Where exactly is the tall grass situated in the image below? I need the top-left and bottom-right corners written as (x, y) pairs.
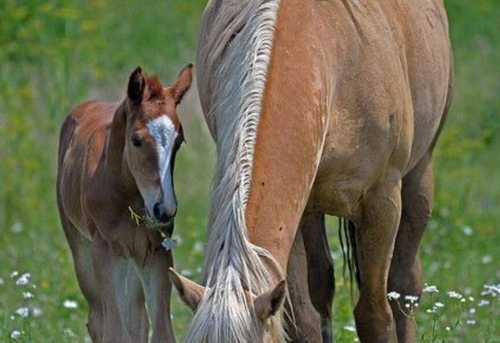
top-left (0, 0), bottom-right (498, 341)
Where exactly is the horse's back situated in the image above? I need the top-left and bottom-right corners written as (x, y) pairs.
top-left (57, 101), bottom-right (117, 236)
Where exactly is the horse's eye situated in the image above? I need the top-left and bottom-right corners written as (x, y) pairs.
top-left (131, 134), bottom-right (143, 147)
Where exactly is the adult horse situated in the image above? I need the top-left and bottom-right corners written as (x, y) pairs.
top-left (170, 1), bottom-right (453, 342)
top-left (57, 65), bottom-right (192, 342)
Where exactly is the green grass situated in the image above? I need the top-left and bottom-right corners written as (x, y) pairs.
top-left (0, 0), bottom-right (498, 342)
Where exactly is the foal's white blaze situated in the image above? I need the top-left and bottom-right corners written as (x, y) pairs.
top-left (146, 115), bottom-right (178, 218)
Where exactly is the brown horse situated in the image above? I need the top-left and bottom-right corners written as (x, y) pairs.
top-left (170, 0), bottom-right (453, 342)
top-left (57, 65), bottom-right (193, 342)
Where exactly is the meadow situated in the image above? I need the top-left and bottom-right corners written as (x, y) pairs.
top-left (0, 1), bottom-right (498, 342)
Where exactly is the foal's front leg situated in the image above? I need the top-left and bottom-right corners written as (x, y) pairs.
top-left (92, 236), bottom-right (149, 343)
top-left (353, 176), bottom-right (402, 343)
top-left (134, 247), bottom-right (176, 343)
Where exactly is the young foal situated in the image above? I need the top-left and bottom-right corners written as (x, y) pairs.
top-left (57, 65), bottom-right (193, 342)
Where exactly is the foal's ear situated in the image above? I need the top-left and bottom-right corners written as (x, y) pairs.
top-left (172, 64), bottom-right (193, 105)
top-left (254, 280), bottom-right (287, 321)
top-left (128, 66), bottom-right (146, 105)
top-left (168, 267), bottom-right (204, 311)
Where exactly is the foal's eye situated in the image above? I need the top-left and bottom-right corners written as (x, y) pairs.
top-left (131, 134), bottom-right (143, 147)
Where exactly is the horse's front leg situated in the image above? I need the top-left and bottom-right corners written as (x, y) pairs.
top-left (353, 174), bottom-right (402, 343)
top-left (92, 236), bottom-right (149, 343)
top-left (134, 247), bottom-right (176, 343)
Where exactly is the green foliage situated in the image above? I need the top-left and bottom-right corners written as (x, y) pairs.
top-left (0, 0), bottom-right (498, 341)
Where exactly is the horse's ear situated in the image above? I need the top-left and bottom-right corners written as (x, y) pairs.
top-left (128, 66), bottom-right (145, 105)
top-left (172, 64), bottom-right (193, 105)
top-left (168, 267), bottom-right (204, 311)
top-left (254, 280), bottom-right (287, 321)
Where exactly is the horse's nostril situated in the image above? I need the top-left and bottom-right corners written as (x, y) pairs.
top-left (160, 212), bottom-right (170, 224)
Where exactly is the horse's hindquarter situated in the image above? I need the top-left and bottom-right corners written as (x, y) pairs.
top-left (312, 0), bottom-right (451, 217)
top-left (57, 101), bottom-right (115, 239)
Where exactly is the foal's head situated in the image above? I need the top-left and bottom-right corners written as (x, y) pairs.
top-left (124, 65), bottom-right (193, 225)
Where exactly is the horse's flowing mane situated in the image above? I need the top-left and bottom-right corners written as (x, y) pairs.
top-left (189, 0), bottom-right (284, 342)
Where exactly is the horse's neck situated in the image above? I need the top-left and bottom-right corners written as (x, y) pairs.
top-left (104, 102), bottom-right (135, 192)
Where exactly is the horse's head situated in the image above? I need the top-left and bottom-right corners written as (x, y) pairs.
top-left (168, 268), bottom-right (287, 342)
top-left (124, 65), bottom-right (193, 225)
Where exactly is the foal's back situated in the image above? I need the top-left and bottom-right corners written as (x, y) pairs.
top-left (57, 101), bottom-right (116, 236)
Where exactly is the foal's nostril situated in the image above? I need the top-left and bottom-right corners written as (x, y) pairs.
top-left (153, 202), bottom-right (161, 220)
top-left (153, 202), bottom-right (175, 223)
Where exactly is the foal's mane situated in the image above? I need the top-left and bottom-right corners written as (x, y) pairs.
top-left (188, 0), bottom-right (284, 342)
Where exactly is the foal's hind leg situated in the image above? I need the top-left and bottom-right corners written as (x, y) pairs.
top-left (59, 215), bottom-right (104, 341)
top-left (388, 155), bottom-right (433, 343)
top-left (302, 212), bottom-right (335, 343)
top-left (286, 227), bottom-right (322, 342)
top-left (353, 175), bottom-right (401, 343)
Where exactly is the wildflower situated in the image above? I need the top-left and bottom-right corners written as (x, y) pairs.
top-left (23, 291), bottom-right (34, 299)
top-left (32, 307), bottom-right (43, 317)
top-left (11, 222), bottom-right (23, 233)
top-left (63, 328), bottom-right (75, 337)
top-left (469, 308), bottom-right (476, 314)
top-left (63, 300), bottom-right (78, 309)
top-left (0, 277), bottom-right (4, 285)
top-left (481, 255), bottom-right (492, 264)
top-left (10, 271), bottom-right (19, 278)
top-left (404, 295), bottom-right (419, 303)
top-left (478, 299), bottom-right (490, 307)
top-left (10, 330), bottom-right (21, 339)
top-left (423, 285), bottom-right (439, 293)
top-left (16, 273), bottom-right (31, 286)
top-left (482, 284), bottom-right (500, 297)
top-left (462, 225), bottom-right (473, 236)
top-left (343, 325), bottom-right (356, 332)
top-left (445, 326), bottom-right (451, 331)
top-left (447, 290), bottom-right (463, 299)
top-left (434, 302), bottom-right (444, 308)
top-left (466, 319), bottom-right (476, 325)
top-left (387, 291), bottom-right (401, 300)
top-left (15, 307), bottom-right (29, 318)
top-left (468, 296), bottom-right (475, 302)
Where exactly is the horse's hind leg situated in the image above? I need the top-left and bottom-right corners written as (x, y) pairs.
top-left (302, 212), bottom-right (335, 343)
top-left (388, 154), bottom-right (433, 343)
top-left (286, 226), bottom-right (322, 342)
top-left (58, 214), bottom-right (104, 342)
top-left (353, 175), bottom-right (401, 343)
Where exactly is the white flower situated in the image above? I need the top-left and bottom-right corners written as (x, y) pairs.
top-left (478, 299), bottom-right (490, 307)
top-left (482, 284), bottom-right (500, 297)
top-left (343, 325), bottom-right (356, 332)
top-left (0, 277), bottom-right (4, 285)
top-left (434, 302), bottom-right (445, 308)
top-left (387, 291), bottom-right (401, 300)
top-left (481, 255), bottom-right (492, 264)
top-left (423, 285), bottom-right (439, 293)
top-left (466, 319), bottom-right (476, 325)
top-left (63, 328), bottom-right (75, 337)
top-left (63, 300), bottom-right (78, 309)
top-left (404, 295), bottom-right (419, 303)
top-left (11, 222), bottom-right (23, 233)
top-left (16, 273), bottom-right (31, 286)
top-left (15, 307), bottom-right (29, 318)
top-left (445, 326), bottom-right (451, 331)
top-left (462, 225), bottom-right (473, 236)
top-left (447, 291), bottom-right (463, 299)
top-left (23, 291), bottom-right (34, 299)
top-left (469, 308), bottom-right (476, 314)
top-left (10, 330), bottom-right (21, 339)
top-left (10, 271), bottom-right (19, 278)
top-left (32, 307), bottom-right (43, 317)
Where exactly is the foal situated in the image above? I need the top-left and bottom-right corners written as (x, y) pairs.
top-left (57, 65), bottom-right (193, 342)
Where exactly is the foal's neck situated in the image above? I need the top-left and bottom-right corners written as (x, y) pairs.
top-left (105, 101), bottom-right (137, 195)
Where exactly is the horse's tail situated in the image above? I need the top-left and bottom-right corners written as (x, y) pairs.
top-left (338, 218), bottom-right (361, 301)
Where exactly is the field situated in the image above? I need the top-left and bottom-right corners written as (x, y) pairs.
top-left (0, 1), bottom-right (498, 342)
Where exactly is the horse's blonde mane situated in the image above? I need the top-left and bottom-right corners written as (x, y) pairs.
top-left (189, 0), bottom-right (284, 342)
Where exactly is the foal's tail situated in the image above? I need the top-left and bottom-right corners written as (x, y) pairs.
top-left (338, 218), bottom-right (361, 300)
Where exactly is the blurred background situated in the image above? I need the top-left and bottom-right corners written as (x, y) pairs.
top-left (0, 1), bottom-right (498, 341)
